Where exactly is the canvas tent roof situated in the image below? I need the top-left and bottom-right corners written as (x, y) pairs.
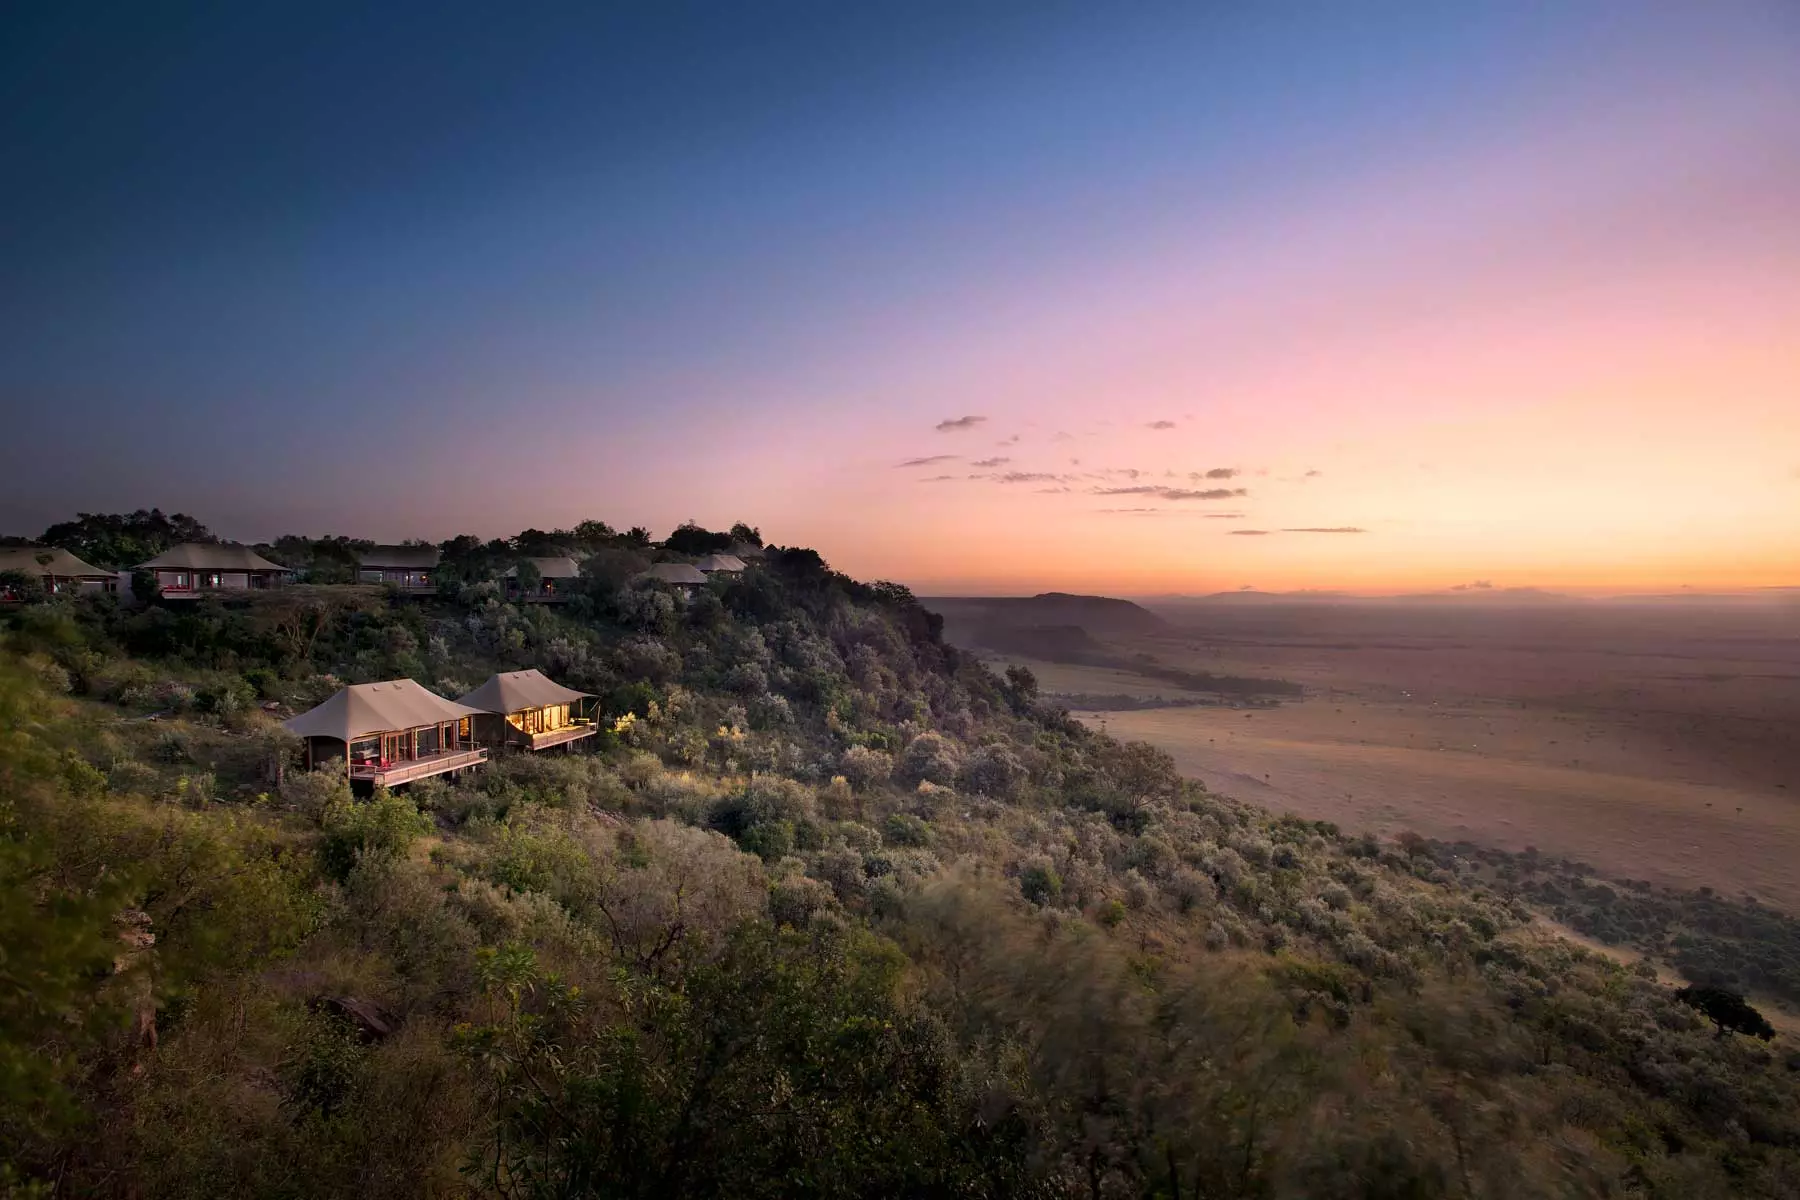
top-left (137, 543), bottom-right (290, 572)
top-left (642, 562), bottom-right (708, 586)
top-left (358, 544), bottom-right (441, 569)
top-left (0, 546), bottom-right (115, 579)
top-left (458, 669), bottom-right (592, 714)
top-left (282, 679), bottom-right (484, 742)
top-left (505, 557), bottom-right (581, 580)
top-left (695, 554), bottom-right (747, 573)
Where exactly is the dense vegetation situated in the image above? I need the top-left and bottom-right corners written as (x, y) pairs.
top-left (1421, 837), bottom-right (1800, 1012)
top-left (5, 517), bottom-right (1800, 1197)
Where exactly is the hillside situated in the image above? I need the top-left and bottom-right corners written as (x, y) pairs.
top-left (5, 525), bottom-right (1800, 1197)
top-left (923, 591), bottom-right (1168, 642)
top-left (926, 592), bottom-right (1299, 701)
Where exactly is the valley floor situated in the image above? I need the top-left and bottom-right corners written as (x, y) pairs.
top-left (1082, 698), bottom-right (1800, 910)
top-left (995, 601), bottom-right (1800, 912)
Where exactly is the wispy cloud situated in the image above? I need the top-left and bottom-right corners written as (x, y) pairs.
top-left (1146, 420), bottom-right (1177, 430)
top-left (1229, 529), bottom-right (1272, 536)
top-left (1094, 485), bottom-right (1247, 501)
top-left (920, 474), bottom-right (959, 483)
top-left (936, 415), bottom-right (987, 432)
top-left (996, 472), bottom-right (1068, 484)
top-left (1304, 469), bottom-right (1322, 478)
top-left (998, 433), bottom-right (1022, 446)
top-left (1451, 580), bottom-right (1495, 591)
top-left (1280, 526), bottom-right (1366, 534)
top-left (971, 456), bottom-right (1011, 468)
top-left (897, 454), bottom-right (958, 468)
top-left (1190, 467), bottom-right (1239, 480)
top-left (1095, 508), bottom-right (1250, 518)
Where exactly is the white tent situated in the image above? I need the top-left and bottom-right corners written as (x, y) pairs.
top-left (641, 562), bottom-right (708, 586)
top-left (282, 679), bottom-right (484, 742)
top-left (458, 669), bottom-right (591, 714)
top-left (505, 556), bottom-right (581, 580)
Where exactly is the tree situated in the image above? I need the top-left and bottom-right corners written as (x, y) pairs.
top-left (579, 547), bottom-right (651, 596)
top-left (898, 733), bottom-right (961, 787)
top-left (572, 519), bottom-right (617, 550)
top-left (664, 521), bottom-right (733, 556)
top-left (1003, 664), bottom-right (1039, 713)
top-left (1675, 985), bottom-right (1776, 1039)
top-left (38, 509), bottom-right (213, 568)
top-left (267, 534), bottom-right (369, 584)
top-left (957, 744), bottom-right (1025, 798)
top-left (513, 559), bottom-right (543, 596)
top-left (129, 569), bottom-right (158, 606)
top-left (727, 522), bottom-right (763, 547)
top-left (512, 528), bottom-right (571, 557)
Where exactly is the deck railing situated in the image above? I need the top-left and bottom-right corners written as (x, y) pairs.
top-left (350, 746), bottom-right (488, 786)
top-left (526, 721), bottom-right (597, 750)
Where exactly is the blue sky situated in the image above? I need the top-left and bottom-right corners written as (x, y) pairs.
top-left (3, 1), bottom-right (1796, 591)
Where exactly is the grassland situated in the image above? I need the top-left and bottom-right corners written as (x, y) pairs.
top-left (1034, 601), bottom-right (1800, 909)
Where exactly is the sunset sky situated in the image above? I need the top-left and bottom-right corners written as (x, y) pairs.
top-left (3, 1), bottom-right (1797, 594)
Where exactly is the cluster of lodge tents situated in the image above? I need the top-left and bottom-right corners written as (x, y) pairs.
top-left (0, 539), bottom-right (765, 603)
top-left (282, 669), bottom-right (597, 788)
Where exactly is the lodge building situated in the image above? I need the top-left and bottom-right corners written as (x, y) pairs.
top-left (458, 669), bottom-right (597, 751)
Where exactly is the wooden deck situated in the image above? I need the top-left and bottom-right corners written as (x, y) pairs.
top-left (525, 722), bottom-right (597, 750)
top-left (350, 746), bottom-right (487, 786)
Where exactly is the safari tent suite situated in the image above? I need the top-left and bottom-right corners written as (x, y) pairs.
top-left (137, 543), bottom-right (290, 598)
top-left (505, 556), bottom-right (581, 601)
top-left (458, 670), bottom-right (596, 751)
top-left (694, 553), bottom-right (747, 575)
top-left (283, 679), bottom-right (488, 788)
top-left (0, 546), bottom-right (118, 599)
top-left (641, 562), bottom-right (708, 590)
top-left (357, 544), bottom-right (440, 592)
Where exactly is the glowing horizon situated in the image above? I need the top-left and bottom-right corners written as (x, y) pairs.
top-left (2, 2), bottom-right (1796, 596)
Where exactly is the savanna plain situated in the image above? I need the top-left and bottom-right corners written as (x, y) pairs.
top-left (1011, 601), bottom-right (1800, 911)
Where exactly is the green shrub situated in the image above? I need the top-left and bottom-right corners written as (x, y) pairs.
top-left (881, 812), bottom-right (932, 848)
top-left (1020, 860), bottom-right (1063, 907)
top-left (318, 790), bottom-right (431, 881)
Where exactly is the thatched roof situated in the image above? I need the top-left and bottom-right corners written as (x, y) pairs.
top-left (695, 554), bottom-right (747, 573)
top-left (282, 679), bottom-right (483, 742)
top-left (0, 546), bottom-right (115, 580)
top-left (458, 669), bottom-right (591, 714)
top-left (137, 543), bottom-right (289, 572)
top-left (641, 562), bottom-right (708, 586)
top-left (728, 541), bottom-right (766, 560)
top-left (357, 545), bottom-right (440, 570)
top-left (505, 556), bottom-right (581, 580)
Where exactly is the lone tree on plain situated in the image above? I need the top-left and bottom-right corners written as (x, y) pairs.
top-left (1676, 985), bottom-right (1776, 1040)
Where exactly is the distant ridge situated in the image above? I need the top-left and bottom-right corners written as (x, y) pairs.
top-left (921, 592), bottom-right (1167, 636)
top-left (1147, 587), bottom-right (1579, 606)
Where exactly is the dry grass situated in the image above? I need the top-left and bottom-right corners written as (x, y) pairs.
top-left (1050, 602), bottom-right (1800, 910)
